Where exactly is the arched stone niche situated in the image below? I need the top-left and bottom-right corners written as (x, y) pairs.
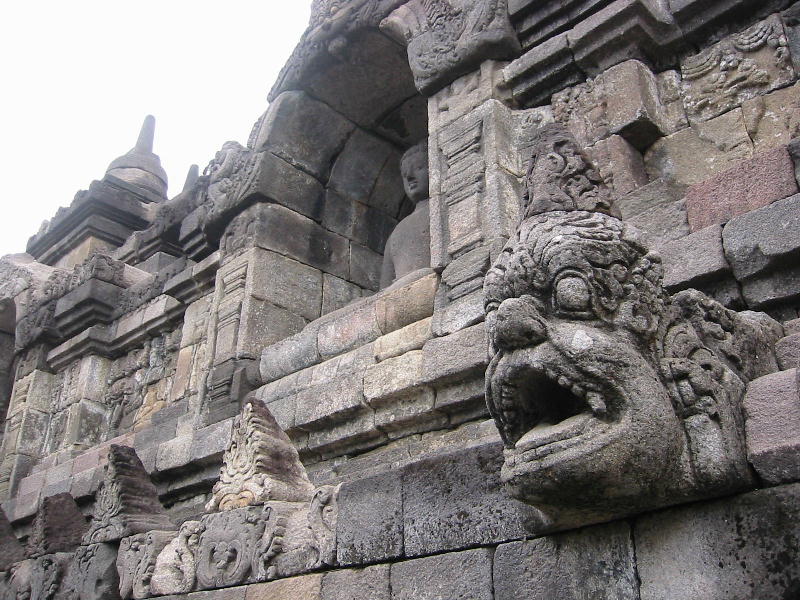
top-left (246, 23), bottom-right (428, 307)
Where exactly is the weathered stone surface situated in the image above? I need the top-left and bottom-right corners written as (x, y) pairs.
top-left (403, 441), bottom-right (540, 556)
top-left (63, 542), bottom-right (120, 600)
top-left (722, 193), bottom-right (800, 281)
top-left (616, 178), bottom-right (688, 221)
top-left (422, 323), bottom-right (488, 385)
top-left (645, 108), bottom-right (754, 186)
top-left (252, 91), bottom-right (354, 181)
top-left (363, 350), bottom-right (424, 404)
top-left (635, 484), bottom-right (800, 599)
top-left (0, 508), bottom-right (25, 571)
top-left (336, 471), bottom-right (403, 565)
top-left (375, 271), bottom-right (438, 334)
top-left (245, 573), bottom-right (322, 600)
top-left (493, 521), bottom-right (638, 600)
top-left (503, 33), bottom-right (583, 107)
top-left (484, 124), bottom-right (781, 520)
top-left (431, 289), bottom-right (485, 337)
top-left (380, 0), bottom-right (520, 95)
top-left (680, 14), bottom-right (795, 123)
top-left (390, 548), bottom-right (493, 600)
top-left (626, 198), bottom-right (689, 247)
top-left (117, 530), bottom-right (176, 600)
top-left (587, 135), bottom-right (648, 196)
top-left (374, 317), bottom-right (432, 362)
top-left (321, 565), bottom-right (389, 600)
top-left (321, 275), bottom-right (362, 316)
top-left (776, 332), bottom-right (800, 370)
top-left (743, 81), bottom-right (800, 153)
top-left (27, 493), bottom-right (87, 557)
top-left (29, 552), bottom-right (71, 600)
top-left (206, 399), bottom-right (313, 512)
top-left (685, 145), bottom-right (798, 231)
top-left (83, 445), bottom-right (172, 544)
top-left (744, 368), bottom-right (800, 484)
top-left (660, 224), bottom-right (730, 290)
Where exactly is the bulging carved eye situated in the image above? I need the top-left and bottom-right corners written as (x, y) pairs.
top-left (555, 276), bottom-right (591, 311)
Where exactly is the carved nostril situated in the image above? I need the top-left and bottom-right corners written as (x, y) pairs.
top-left (494, 297), bottom-right (547, 349)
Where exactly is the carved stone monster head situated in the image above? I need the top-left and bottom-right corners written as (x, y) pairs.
top-left (484, 124), bottom-right (781, 517)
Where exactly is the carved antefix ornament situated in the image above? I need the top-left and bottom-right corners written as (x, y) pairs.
top-left (484, 124), bottom-right (782, 518)
top-left (206, 399), bottom-right (314, 512)
top-left (83, 445), bottom-right (172, 544)
top-left (381, 0), bottom-right (520, 94)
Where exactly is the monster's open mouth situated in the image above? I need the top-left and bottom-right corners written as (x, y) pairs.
top-left (490, 357), bottom-right (614, 459)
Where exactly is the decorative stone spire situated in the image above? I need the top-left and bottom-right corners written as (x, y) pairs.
top-left (0, 508), bottom-right (25, 571)
top-left (83, 445), bottom-right (173, 544)
top-left (206, 399), bottom-right (315, 512)
top-left (105, 115), bottom-right (169, 200)
top-left (182, 164), bottom-right (200, 192)
top-left (27, 493), bottom-right (88, 558)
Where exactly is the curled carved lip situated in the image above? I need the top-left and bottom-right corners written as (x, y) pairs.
top-left (489, 352), bottom-right (614, 456)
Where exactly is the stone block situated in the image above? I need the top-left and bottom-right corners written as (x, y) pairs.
top-left (722, 193), bottom-right (800, 280)
top-left (155, 435), bottom-right (193, 473)
top-left (390, 548), bottom-right (493, 600)
top-left (294, 372), bottom-right (366, 430)
top-left (627, 199), bottom-right (690, 248)
top-left (374, 317), bottom-right (432, 362)
top-left (685, 146), bottom-right (798, 231)
top-left (616, 178), bottom-right (688, 221)
top-left (260, 327), bottom-right (320, 384)
top-left (247, 151), bottom-right (325, 221)
top-left (321, 565), bottom-right (390, 600)
top-left (433, 376), bottom-right (488, 424)
top-left (375, 272), bottom-right (438, 335)
top-left (494, 521), bottom-right (639, 600)
top-left (635, 484), bottom-right (800, 599)
top-left (190, 418), bottom-right (234, 464)
top-left (253, 90), bottom-right (354, 181)
top-left (189, 589), bottom-right (247, 600)
top-left (374, 388), bottom-right (445, 439)
top-left (743, 81), bottom-right (800, 153)
top-left (431, 289), bottom-right (485, 337)
top-left (402, 440), bottom-right (541, 556)
top-left (776, 333), bottom-right (800, 370)
top-left (329, 129), bottom-right (395, 205)
top-left (248, 249), bottom-right (323, 322)
top-left (422, 323), bottom-right (488, 386)
top-left (322, 274), bottom-right (362, 316)
top-left (317, 303), bottom-right (381, 360)
top-left (644, 108), bottom-right (754, 186)
top-left (245, 573), bottom-right (323, 600)
top-left (601, 60), bottom-right (676, 150)
top-left (503, 32), bottom-right (584, 107)
top-left (243, 203), bottom-right (350, 280)
top-left (70, 464), bottom-right (103, 499)
top-left (741, 264), bottom-right (800, 308)
top-left (587, 135), bottom-right (648, 196)
top-left (680, 14), bottom-right (796, 124)
top-left (661, 224), bottom-right (730, 290)
top-left (336, 471), bottom-right (403, 565)
top-left (364, 351), bottom-right (424, 404)
top-left (743, 368), bottom-right (800, 484)
top-left (349, 243), bottom-right (381, 291)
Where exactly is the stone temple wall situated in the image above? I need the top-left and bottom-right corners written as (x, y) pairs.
top-left (0, 0), bottom-right (800, 598)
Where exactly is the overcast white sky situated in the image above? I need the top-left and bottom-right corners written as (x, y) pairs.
top-left (0, 1), bottom-right (311, 258)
